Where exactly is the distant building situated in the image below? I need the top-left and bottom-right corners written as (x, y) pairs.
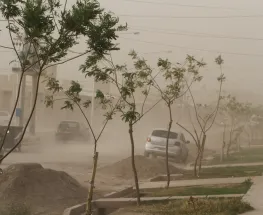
top-left (0, 65), bottom-right (57, 119)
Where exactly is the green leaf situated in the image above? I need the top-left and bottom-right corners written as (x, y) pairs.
top-left (215, 55), bottom-right (224, 65)
top-left (61, 100), bottom-right (74, 111)
top-left (44, 95), bottom-right (54, 108)
top-left (95, 89), bottom-right (105, 99)
top-left (83, 100), bottom-right (91, 108)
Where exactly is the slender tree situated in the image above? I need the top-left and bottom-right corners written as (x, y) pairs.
top-left (0, 0), bottom-right (124, 163)
top-left (222, 95), bottom-right (252, 156)
top-left (151, 55), bottom-right (205, 188)
top-left (83, 51), bottom-right (161, 205)
top-left (177, 55), bottom-right (225, 176)
top-left (45, 78), bottom-right (119, 215)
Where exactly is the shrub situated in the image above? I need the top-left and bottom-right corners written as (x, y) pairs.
top-left (133, 197), bottom-right (253, 215)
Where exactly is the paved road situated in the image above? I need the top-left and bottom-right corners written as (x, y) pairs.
top-left (243, 176), bottom-right (263, 215)
top-left (2, 131), bottom-right (133, 166)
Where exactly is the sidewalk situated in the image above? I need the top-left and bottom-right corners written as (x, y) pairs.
top-left (184, 162), bottom-right (263, 170)
top-left (242, 176), bottom-right (263, 215)
top-left (140, 176), bottom-right (255, 189)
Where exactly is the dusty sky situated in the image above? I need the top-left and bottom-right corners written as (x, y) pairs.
top-left (1, 0), bottom-right (263, 102)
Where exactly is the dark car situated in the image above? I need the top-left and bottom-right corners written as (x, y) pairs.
top-left (0, 126), bottom-right (23, 152)
top-left (55, 120), bottom-right (89, 143)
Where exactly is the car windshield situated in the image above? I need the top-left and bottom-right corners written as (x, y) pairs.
top-left (152, 130), bottom-right (178, 139)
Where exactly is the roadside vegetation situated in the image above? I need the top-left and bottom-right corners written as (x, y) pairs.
top-left (164, 165), bottom-right (263, 180)
top-left (151, 56), bottom-right (205, 188)
top-left (177, 55), bottom-right (225, 177)
top-left (126, 198), bottom-right (253, 215)
top-left (184, 165), bottom-right (263, 179)
top-left (207, 147), bottom-right (263, 165)
top-left (142, 180), bottom-right (252, 197)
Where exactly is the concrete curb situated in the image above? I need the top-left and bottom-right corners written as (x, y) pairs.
top-left (62, 187), bottom-right (133, 215)
top-left (149, 174), bottom-right (183, 182)
top-left (63, 203), bottom-right (86, 215)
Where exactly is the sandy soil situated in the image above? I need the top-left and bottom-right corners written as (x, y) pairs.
top-left (0, 126), bottom-right (221, 213)
top-left (2, 129), bottom-right (219, 189)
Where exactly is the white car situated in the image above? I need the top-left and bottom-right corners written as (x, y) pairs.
top-left (0, 111), bottom-right (10, 126)
top-left (144, 128), bottom-right (189, 162)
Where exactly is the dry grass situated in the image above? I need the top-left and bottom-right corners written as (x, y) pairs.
top-left (142, 180), bottom-right (252, 197)
top-left (130, 198), bottom-right (253, 215)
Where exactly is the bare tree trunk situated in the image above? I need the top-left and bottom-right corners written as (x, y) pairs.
top-left (221, 142), bottom-right (226, 162)
top-left (248, 131), bottom-right (251, 148)
top-left (165, 104), bottom-right (173, 189)
top-left (129, 122), bottom-right (141, 205)
top-left (226, 142), bottom-right (231, 157)
top-left (86, 150), bottom-right (98, 215)
top-left (227, 126), bottom-right (234, 157)
top-left (198, 134), bottom-right (206, 174)
top-left (237, 135), bottom-right (240, 152)
top-left (221, 124), bottom-right (226, 162)
top-left (194, 149), bottom-right (201, 177)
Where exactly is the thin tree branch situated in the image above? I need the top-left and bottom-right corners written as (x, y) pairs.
top-left (187, 104), bottom-right (200, 144)
top-left (133, 98), bottom-right (163, 125)
top-left (71, 97), bottom-right (96, 141)
top-left (104, 55), bottom-right (134, 107)
top-left (205, 82), bottom-right (223, 132)
top-left (184, 78), bottom-right (205, 133)
top-left (44, 50), bottom-right (91, 70)
top-left (141, 85), bottom-right (151, 115)
top-left (0, 45), bottom-right (13, 50)
top-left (96, 97), bottom-right (121, 141)
top-left (176, 122), bottom-right (198, 146)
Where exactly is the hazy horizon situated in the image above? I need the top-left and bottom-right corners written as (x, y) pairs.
top-left (1, 0), bottom-right (263, 103)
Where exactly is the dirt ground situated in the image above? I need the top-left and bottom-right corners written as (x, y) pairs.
top-left (2, 130), bottom-right (216, 188)
top-left (0, 126), bottom-right (221, 214)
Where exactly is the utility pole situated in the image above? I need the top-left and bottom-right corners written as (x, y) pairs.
top-left (19, 74), bottom-right (26, 127)
top-left (90, 77), bottom-right (95, 127)
top-left (12, 37), bottom-right (26, 128)
top-left (29, 75), bottom-right (37, 135)
top-left (12, 37), bottom-right (38, 135)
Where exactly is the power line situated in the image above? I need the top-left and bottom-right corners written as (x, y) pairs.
top-left (123, 0), bottom-right (244, 11)
top-left (130, 26), bottom-right (263, 42)
top-left (0, 46), bottom-right (86, 55)
top-left (68, 49), bottom-right (85, 54)
top-left (119, 37), bottom-right (263, 57)
top-left (119, 14), bottom-right (263, 19)
top-left (0, 45), bottom-right (13, 50)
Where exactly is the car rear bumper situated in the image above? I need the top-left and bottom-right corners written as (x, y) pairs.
top-left (144, 142), bottom-right (181, 158)
top-left (145, 149), bottom-right (180, 158)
